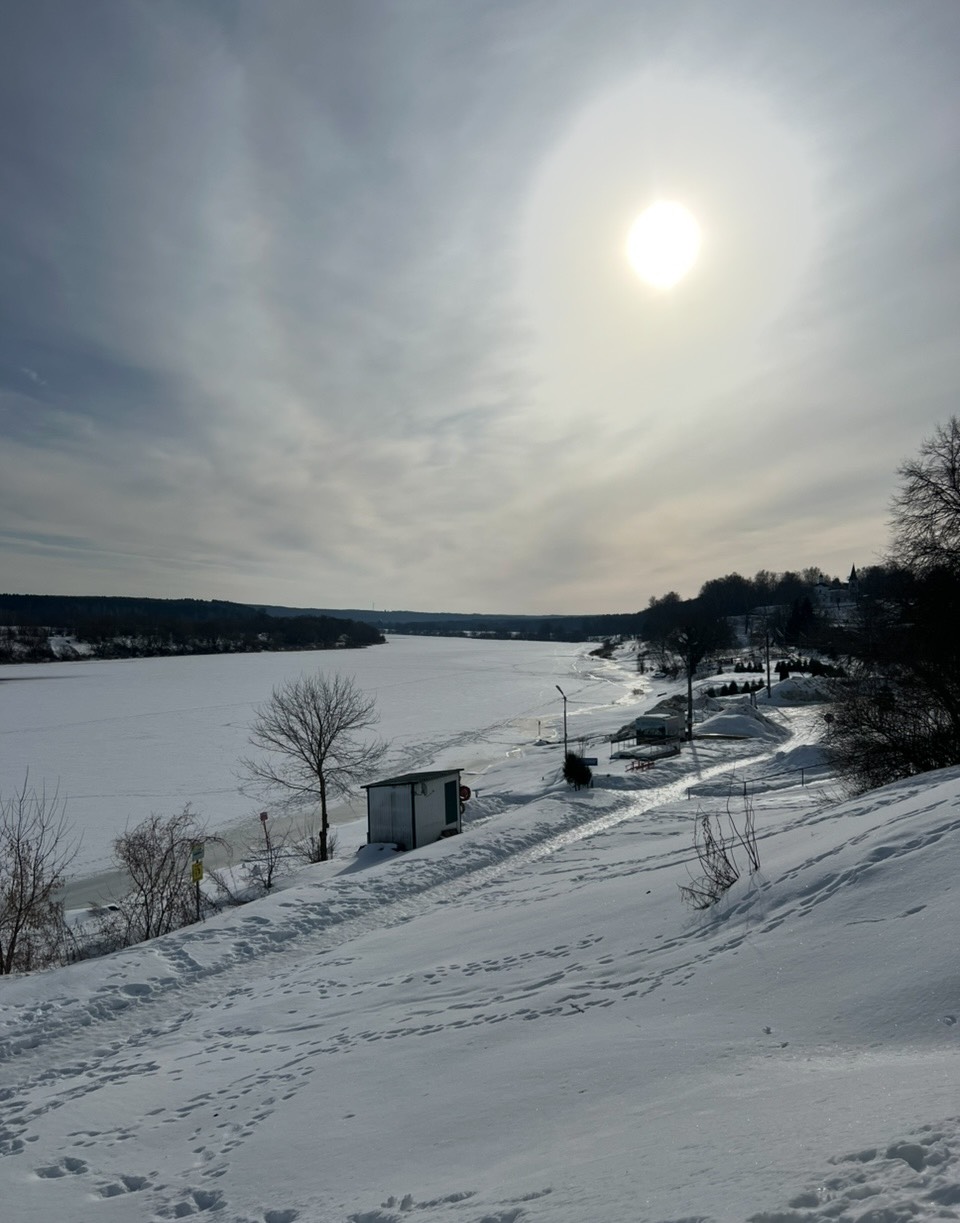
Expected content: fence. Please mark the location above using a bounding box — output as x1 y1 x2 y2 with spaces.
686 762 829 801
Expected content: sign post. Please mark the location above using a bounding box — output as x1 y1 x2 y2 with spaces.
191 842 204 922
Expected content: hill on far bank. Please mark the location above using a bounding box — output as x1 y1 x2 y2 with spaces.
0 593 384 661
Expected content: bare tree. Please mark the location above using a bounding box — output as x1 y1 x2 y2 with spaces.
106 807 221 946
243 672 387 861
890 415 960 575
748 607 785 699
251 810 287 890
664 610 735 739
0 777 77 974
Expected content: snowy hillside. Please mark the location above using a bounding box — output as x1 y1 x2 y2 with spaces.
2 657 960 1222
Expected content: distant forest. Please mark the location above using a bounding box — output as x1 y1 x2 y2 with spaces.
1 565 858 665
258 566 853 643
0 594 384 662
257 603 647 641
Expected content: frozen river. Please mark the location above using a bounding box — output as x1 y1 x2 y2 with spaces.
0 636 633 888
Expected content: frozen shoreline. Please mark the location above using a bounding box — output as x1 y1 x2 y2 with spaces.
48 650 594 909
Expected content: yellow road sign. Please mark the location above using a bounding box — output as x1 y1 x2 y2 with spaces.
191 861 204 883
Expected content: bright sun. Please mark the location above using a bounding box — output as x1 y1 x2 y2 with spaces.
626 201 701 290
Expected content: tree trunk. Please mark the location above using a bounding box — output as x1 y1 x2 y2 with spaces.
319 773 328 861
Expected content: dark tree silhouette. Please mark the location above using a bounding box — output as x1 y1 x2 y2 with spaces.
890 415 960 576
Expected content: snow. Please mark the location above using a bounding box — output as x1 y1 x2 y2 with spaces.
693 698 791 741
759 675 835 704
2 641 960 1222
0 637 617 883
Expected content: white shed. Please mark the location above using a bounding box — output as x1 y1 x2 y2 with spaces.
611 713 684 746
363 768 463 851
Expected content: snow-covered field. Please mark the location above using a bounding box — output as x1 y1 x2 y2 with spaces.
2 642 960 1222
0 636 623 885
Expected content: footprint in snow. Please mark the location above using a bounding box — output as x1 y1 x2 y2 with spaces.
35 1157 88 1177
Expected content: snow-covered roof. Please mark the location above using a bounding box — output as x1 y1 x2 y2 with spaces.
363 767 461 788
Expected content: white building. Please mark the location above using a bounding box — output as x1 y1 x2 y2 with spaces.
363 768 463 851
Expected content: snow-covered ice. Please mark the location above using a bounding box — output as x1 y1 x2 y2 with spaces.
1 641 959 1222
0 636 620 881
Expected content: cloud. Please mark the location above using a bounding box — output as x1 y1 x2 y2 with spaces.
1 2 959 611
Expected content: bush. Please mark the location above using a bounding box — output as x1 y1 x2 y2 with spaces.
679 792 760 909
562 752 593 791
295 825 339 864
102 807 223 947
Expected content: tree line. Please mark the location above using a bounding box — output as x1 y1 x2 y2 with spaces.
822 417 960 791
632 416 960 794
0 594 384 660
634 571 844 739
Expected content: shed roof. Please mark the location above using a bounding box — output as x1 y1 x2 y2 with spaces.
363 768 461 790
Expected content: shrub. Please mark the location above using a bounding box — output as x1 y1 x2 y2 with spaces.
562 752 593 791
102 807 223 947
679 792 759 909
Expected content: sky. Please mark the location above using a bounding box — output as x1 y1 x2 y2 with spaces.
2 0 960 615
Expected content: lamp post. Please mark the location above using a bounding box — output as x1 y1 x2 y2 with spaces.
556 685 568 757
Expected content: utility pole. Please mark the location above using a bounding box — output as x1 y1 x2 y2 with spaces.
765 622 772 699
556 685 568 757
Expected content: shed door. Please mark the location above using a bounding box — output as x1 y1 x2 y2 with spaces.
444 779 459 826
370 786 412 849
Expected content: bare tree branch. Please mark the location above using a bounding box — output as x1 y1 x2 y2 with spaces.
889 415 960 575
242 672 387 861
0 775 78 974
107 807 224 945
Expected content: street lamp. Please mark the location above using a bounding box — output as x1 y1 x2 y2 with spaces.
556 685 568 757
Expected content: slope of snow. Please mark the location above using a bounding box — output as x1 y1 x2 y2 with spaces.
2 645 959 1223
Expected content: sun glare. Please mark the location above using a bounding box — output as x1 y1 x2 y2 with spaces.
626 201 701 290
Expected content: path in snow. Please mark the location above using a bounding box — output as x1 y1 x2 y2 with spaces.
0 717 800 1070
13 696 951 1223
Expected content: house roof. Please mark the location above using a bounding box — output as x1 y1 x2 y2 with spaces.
363 768 461 789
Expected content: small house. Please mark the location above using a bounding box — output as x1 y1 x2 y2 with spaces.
633 713 684 739
363 768 463 851
610 713 684 751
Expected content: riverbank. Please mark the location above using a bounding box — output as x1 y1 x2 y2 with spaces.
26 638 631 904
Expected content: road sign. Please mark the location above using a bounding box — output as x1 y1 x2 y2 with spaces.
191 843 204 864
191 861 204 883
